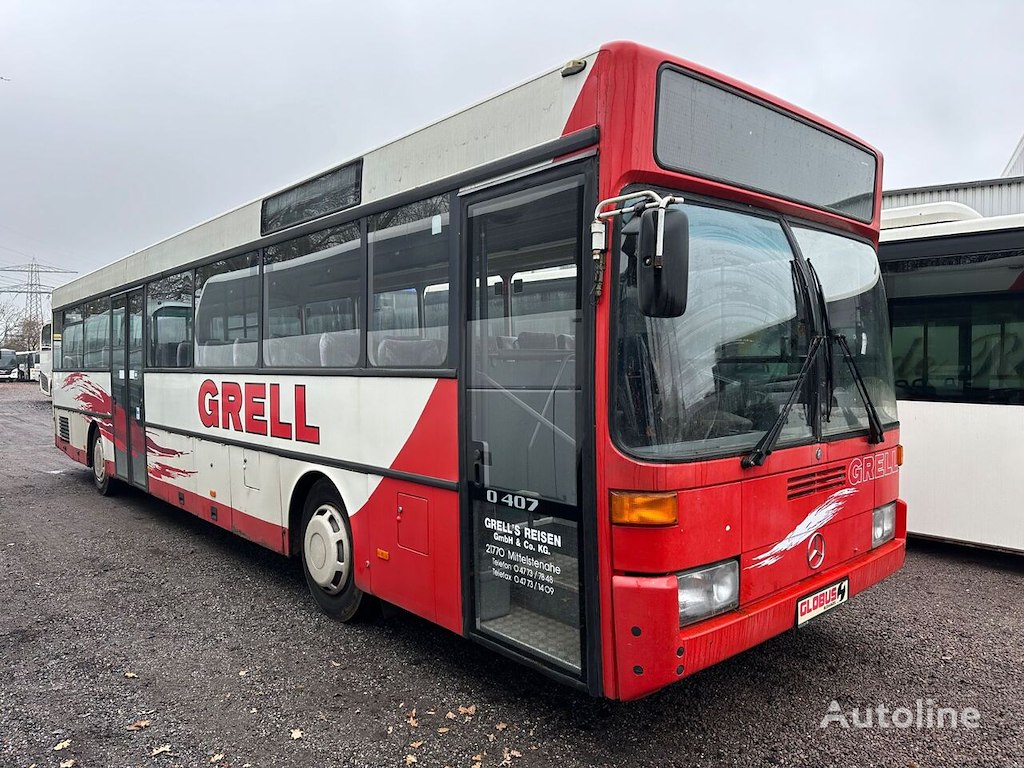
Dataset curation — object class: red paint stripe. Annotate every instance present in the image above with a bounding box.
[389,378,458,481]
[146,476,288,555]
[56,434,87,465]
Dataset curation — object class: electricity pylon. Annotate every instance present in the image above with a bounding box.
[0,260,77,328]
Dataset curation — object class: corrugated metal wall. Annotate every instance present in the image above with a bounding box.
[882,177,1024,216]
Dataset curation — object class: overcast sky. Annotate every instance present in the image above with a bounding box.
[1,0,1022,298]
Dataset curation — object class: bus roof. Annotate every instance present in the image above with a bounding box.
[55,41,879,311]
[53,46,602,310]
[881,202,1024,241]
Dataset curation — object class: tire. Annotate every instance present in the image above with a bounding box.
[300,479,374,621]
[91,429,114,496]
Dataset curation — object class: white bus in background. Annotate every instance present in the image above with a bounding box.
[880,202,1024,553]
[0,348,16,381]
[1,349,39,382]
[23,351,41,382]
[39,322,53,396]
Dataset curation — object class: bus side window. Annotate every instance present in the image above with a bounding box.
[263,223,362,368]
[368,196,451,368]
[61,307,84,370]
[195,253,259,368]
[148,271,194,368]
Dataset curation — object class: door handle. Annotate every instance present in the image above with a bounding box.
[471,440,491,486]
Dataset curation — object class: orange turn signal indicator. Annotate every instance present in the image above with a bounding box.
[896,444,904,466]
[610,491,678,526]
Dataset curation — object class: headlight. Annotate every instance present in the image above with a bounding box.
[677,560,739,627]
[872,502,896,548]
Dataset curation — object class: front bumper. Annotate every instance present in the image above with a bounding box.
[610,535,906,700]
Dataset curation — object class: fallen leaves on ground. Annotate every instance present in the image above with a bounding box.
[329,660,341,667]
[404,756,417,765]
[410,740,423,748]
[151,744,172,756]
[458,705,477,717]
[290,729,303,740]
[445,711,456,720]
[499,747,524,765]
[405,708,418,727]
[127,719,152,731]
[210,753,225,763]
[495,722,508,731]
[437,727,450,734]
[59,760,76,768]
[238,670,248,677]
[53,740,71,751]
[124,671,138,678]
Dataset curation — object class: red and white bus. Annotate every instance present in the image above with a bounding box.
[51,42,904,700]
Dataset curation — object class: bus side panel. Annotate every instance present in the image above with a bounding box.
[360,478,461,634]
[900,401,1024,552]
[52,371,113,466]
[54,409,91,465]
[145,425,198,508]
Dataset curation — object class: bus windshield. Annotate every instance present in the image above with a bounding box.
[613,202,894,461]
[615,203,812,459]
[794,226,898,436]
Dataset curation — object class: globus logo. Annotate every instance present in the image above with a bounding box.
[197,380,320,444]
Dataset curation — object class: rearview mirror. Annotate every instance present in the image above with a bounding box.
[637,207,689,317]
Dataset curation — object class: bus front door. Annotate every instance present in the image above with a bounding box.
[464,172,591,681]
[111,289,148,489]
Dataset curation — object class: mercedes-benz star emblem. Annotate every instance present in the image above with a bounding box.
[807,532,826,569]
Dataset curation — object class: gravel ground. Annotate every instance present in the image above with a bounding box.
[1,383,1021,768]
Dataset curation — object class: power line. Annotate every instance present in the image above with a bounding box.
[0,260,77,329]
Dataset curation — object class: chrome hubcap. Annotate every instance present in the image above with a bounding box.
[93,437,105,483]
[303,504,351,594]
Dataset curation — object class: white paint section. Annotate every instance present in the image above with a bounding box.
[747,487,860,569]
[143,373,439,516]
[361,53,596,205]
[899,400,1024,552]
[51,370,112,415]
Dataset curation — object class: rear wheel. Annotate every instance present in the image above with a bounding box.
[91,429,114,496]
[300,479,374,621]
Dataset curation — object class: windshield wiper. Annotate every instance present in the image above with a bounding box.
[832,333,886,444]
[805,261,835,422]
[741,334,824,469]
[806,260,885,445]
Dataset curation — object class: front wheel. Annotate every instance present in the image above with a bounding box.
[91,429,114,496]
[300,479,374,621]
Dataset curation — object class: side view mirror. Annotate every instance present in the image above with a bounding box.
[638,207,689,317]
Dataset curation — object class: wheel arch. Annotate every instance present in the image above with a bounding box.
[86,419,100,468]
[287,470,333,558]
